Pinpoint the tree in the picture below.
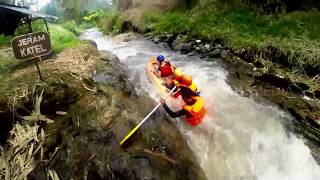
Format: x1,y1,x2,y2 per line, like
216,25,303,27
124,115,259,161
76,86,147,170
41,0,60,16
52,0,109,21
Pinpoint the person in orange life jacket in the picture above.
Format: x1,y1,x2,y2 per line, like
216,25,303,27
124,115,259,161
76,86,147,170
162,69,200,98
160,89,206,126
173,74,200,99
153,55,175,88
162,68,183,90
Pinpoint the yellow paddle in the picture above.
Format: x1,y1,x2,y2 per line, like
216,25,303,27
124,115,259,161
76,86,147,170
120,86,177,145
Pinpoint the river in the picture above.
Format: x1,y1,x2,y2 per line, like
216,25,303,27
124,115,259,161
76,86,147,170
80,28,320,180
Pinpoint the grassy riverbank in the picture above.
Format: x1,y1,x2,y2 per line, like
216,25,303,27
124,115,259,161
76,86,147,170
136,3,320,75
0,23,80,74
0,22,80,51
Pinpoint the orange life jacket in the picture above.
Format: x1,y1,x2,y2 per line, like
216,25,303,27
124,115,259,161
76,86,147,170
173,81,199,98
179,81,198,93
183,96,206,126
158,62,174,77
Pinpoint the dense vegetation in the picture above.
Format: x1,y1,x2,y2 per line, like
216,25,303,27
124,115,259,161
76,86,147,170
100,0,316,76
137,5,320,72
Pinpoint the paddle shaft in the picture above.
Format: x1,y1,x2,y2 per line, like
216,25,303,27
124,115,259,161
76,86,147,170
120,86,177,145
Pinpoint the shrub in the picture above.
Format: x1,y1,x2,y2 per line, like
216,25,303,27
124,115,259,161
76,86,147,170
0,35,12,47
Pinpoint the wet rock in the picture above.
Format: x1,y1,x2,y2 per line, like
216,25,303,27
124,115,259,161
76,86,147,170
159,33,175,45
208,49,221,58
195,46,201,53
204,44,211,51
187,52,197,57
153,37,160,44
172,35,182,47
220,49,230,59
100,50,120,63
173,43,192,53
288,107,303,122
95,56,133,95
82,40,97,48
215,44,223,49
199,44,205,52
114,33,135,42
171,35,193,53
195,40,201,44
254,74,304,95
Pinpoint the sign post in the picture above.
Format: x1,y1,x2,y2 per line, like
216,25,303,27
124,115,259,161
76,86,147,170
35,57,44,81
11,32,52,81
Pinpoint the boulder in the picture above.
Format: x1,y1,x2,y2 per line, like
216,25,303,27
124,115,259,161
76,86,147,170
204,44,211,51
220,49,231,59
173,43,192,52
82,40,97,48
215,44,223,49
208,49,221,58
153,37,160,44
195,46,201,53
100,50,120,63
254,74,306,95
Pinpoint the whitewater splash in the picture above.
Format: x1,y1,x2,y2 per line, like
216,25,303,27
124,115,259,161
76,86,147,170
81,28,320,180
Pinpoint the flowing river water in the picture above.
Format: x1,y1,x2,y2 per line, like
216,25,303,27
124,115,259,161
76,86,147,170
81,28,320,180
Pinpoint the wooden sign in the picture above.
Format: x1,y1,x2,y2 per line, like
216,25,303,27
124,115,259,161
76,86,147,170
11,32,52,60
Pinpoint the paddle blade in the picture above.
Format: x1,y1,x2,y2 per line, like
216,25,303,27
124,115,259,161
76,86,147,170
120,125,140,145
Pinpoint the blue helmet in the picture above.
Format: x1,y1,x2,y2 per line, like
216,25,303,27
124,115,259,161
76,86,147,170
157,55,165,62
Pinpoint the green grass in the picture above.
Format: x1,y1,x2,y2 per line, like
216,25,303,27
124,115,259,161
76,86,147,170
15,19,80,53
140,5,320,72
49,24,80,52
0,35,12,47
0,20,80,75
155,12,192,34
59,20,88,35
0,50,15,75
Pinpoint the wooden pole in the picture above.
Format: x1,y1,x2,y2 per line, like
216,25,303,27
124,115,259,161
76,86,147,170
36,57,44,81
27,20,44,82
27,16,33,33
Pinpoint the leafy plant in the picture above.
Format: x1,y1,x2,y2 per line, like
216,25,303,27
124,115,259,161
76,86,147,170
23,90,54,124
